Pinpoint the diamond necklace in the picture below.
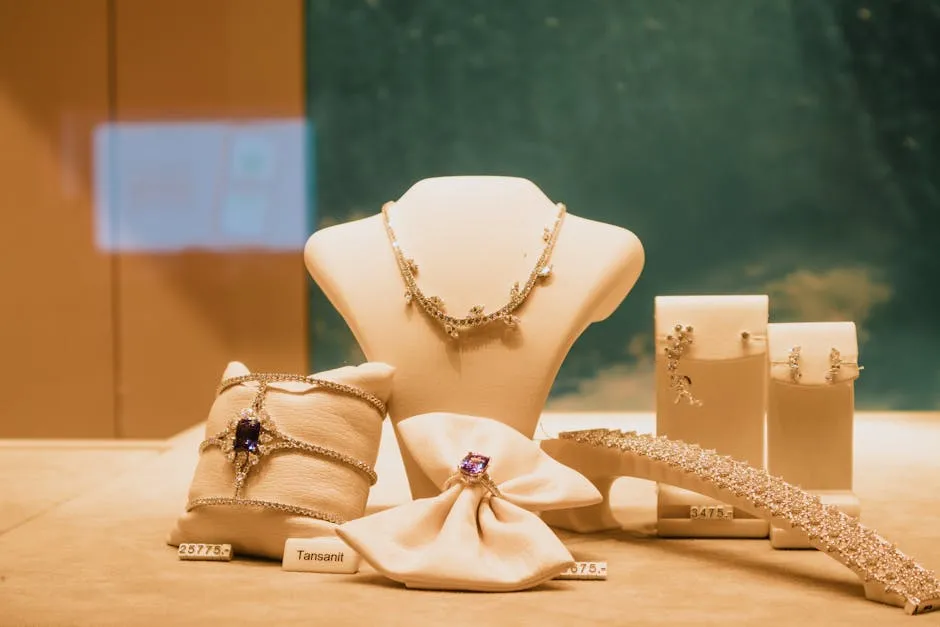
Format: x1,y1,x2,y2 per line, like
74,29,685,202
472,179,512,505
381,201,566,339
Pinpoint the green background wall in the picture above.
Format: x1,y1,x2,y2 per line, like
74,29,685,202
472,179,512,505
305,0,940,410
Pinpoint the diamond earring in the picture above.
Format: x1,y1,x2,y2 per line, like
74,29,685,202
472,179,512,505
772,346,802,383
740,330,767,348
826,348,864,384
664,324,703,406
740,330,765,342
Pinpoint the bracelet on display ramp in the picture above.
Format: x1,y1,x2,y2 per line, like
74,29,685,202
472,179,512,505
543,429,939,616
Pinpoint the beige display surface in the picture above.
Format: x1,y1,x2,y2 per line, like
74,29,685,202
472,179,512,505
767,322,861,549
3,412,940,625
655,295,769,538
305,176,645,499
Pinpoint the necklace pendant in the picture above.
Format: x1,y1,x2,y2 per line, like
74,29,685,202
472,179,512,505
542,228,551,242
509,281,521,299
427,296,445,311
468,305,485,319
404,291,413,305
537,264,553,280
503,314,521,327
405,258,418,275
444,323,459,339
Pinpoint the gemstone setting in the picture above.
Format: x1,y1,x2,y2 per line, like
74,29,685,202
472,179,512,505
234,409,262,453
459,452,490,478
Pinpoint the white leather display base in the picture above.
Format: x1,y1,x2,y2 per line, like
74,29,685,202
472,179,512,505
654,295,769,539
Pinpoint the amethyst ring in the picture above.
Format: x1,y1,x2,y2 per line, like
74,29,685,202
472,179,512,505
200,407,378,497
442,452,503,499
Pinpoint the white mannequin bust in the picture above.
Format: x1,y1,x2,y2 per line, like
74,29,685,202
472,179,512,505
305,176,644,498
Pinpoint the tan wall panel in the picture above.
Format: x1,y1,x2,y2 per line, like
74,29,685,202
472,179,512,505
0,1,115,437
113,0,307,438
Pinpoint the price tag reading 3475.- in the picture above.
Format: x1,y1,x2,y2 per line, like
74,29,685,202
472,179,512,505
690,505,734,521
178,543,232,562
554,561,608,581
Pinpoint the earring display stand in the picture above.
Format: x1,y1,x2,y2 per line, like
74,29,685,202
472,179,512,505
767,322,861,549
654,295,770,538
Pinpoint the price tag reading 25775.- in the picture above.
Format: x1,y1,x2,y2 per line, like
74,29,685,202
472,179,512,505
554,561,608,581
178,543,232,562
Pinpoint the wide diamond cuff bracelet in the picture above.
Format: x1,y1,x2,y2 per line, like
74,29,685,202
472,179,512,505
554,429,939,616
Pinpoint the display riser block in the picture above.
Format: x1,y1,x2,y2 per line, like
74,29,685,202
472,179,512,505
657,485,769,538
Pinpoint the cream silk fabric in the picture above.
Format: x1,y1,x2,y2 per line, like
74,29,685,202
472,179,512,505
168,361,393,559
336,412,602,591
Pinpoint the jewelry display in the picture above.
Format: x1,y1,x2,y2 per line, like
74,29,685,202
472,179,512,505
662,324,702,406
335,412,602,592
770,346,865,386
441,452,503,499
170,361,393,561
766,322,862,549
201,373,381,497
186,497,346,525
652,295,770,539
546,429,940,615
381,200,566,339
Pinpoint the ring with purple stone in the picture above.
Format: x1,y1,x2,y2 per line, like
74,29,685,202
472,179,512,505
442,452,503,498
199,407,378,497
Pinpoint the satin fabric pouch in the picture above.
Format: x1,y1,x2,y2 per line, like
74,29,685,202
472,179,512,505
336,412,602,591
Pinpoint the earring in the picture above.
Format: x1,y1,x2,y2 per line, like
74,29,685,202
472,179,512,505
772,346,802,383
740,330,766,345
664,324,703,407
826,348,864,384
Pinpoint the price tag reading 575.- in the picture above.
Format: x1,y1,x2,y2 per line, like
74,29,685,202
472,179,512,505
177,543,233,562
554,561,608,581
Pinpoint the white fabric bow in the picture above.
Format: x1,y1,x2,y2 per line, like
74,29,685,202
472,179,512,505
336,412,602,591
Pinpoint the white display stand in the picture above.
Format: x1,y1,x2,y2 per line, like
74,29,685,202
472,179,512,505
654,295,769,538
767,322,861,549
304,176,645,499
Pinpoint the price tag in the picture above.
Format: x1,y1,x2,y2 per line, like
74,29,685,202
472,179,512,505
178,543,232,561
554,561,607,581
690,505,734,520
282,537,361,574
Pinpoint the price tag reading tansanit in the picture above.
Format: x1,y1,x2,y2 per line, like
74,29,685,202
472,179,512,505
554,561,608,581
282,537,361,574
178,543,232,562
